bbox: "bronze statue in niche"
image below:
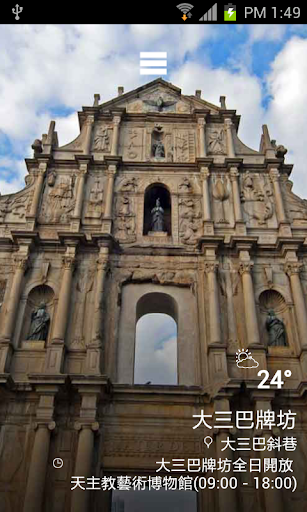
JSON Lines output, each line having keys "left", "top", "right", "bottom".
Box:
{"left": 151, "top": 198, "right": 165, "bottom": 232}
{"left": 266, "top": 309, "right": 287, "bottom": 347}
{"left": 27, "top": 302, "right": 50, "bottom": 341}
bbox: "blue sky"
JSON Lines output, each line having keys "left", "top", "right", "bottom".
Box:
{"left": 1, "top": 24, "right": 307, "bottom": 196}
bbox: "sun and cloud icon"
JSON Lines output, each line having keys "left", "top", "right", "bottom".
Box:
{"left": 236, "top": 349, "right": 259, "bottom": 369}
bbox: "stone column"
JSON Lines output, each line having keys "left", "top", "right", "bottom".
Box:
{"left": 200, "top": 167, "right": 211, "bottom": 221}
{"left": 214, "top": 398, "right": 238, "bottom": 512}
{"left": 84, "top": 115, "right": 95, "bottom": 155}
{"left": 23, "top": 423, "right": 55, "bottom": 512}
{"left": 204, "top": 262, "right": 221, "bottom": 345}
{"left": 230, "top": 167, "right": 243, "bottom": 222}
{"left": 198, "top": 117, "right": 207, "bottom": 157}
{"left": 111, "top": 114, "right": 122, "bottom": 156}
{"left": 269, "top": 169, "right": 287, "bottom": 224}
{"left": 85, "top": 247, "right": 109, "bottom": 374}
{"left": 28, "top": 161, "right": 48, "bottom": 218}
{"left": 71, "top": 387, "right": 100, "bottom": 512}
{"left": 71, "top": 423, "right": 99, "bottom": 512}
{"left": 91, "top": 248, "right": 109, "bottom": 346}
{"left": 0, "top": 255, "right": 28, "bottom": 343}
{"left": 103, "top": 165, "right": 117, "bottom": 219}
{"left": 252, "top": 393, "right": 284, "bottom": 512}
{"left": 220, "top": 267, "right": 239, "bottom": 352}
{"left": 73, "top": 164, "right": 88, "bottom": 220}
{"left": 239, "top": 261, "right": 260, "bottom": 346}
{"left": 52, "top": 255, "right": 76, "bottom": 343}
{"left": 23, "top": 387, "right": 57, "bottom": 512}
{"left": 224, "top": 119, "right": 235, "bottom": 158}
{"left": 285, "top": 262, "right": 307, "bottom": 349}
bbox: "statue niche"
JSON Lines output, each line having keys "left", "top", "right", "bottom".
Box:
{"left": 143, "top": 184, "right": 171, "bottom": 236}
{"left": 23, "top": 285, "right": 54, "bottom": 344}
{"left": 259, "top": 289, "right": 288, "bottom": 348}
{"left": 151, "top": 124, "right": 165, "bottom": 160}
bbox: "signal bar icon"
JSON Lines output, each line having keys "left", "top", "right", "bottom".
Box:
{"left": 199, "top": 3, "right": 218, "bottom": 21}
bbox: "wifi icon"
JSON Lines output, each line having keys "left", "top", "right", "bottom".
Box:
{"left": 177, "top": 3, "right": 194, "bottom": 19}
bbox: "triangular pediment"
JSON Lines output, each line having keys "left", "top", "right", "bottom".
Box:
{"left": 97, "top": 78, "right": 220, "bottom": 115}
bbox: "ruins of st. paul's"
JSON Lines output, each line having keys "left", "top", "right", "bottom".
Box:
{"left": 0, "top": 78, "right": 307, "bottom": 512}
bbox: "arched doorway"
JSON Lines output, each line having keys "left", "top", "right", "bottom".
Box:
{"left": 134, "top": 292, "right": 178, "bottom": 385}
{"left": 143, "top": 184, "right": 171, "bottom": 235}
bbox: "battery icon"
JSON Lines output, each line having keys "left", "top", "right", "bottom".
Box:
{"left": 224, "top": 3, "right": 236, "bottom": 21}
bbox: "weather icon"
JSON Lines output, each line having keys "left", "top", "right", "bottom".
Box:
{"left": 236, "top": 349, "right": 259, "bottom": 369}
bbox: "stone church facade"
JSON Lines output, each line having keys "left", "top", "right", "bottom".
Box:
{"left": 0, "top": 78, "right": 307, "bottom": 511}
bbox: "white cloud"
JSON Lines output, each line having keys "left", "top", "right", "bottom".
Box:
{"left": 264, "top": 36, "right": 307, "bottom": 195}
{"left": 248, "top": 24, "right": 287, "bottom": 43}
{"left": 170, "top": 61, "right": 264, "bottom": 152}
{"left": 134, "top": 314, "right": 177, "bottom": 385}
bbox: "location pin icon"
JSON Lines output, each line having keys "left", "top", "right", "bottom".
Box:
{"left": 204, "top": 436, "right": 213, "bottom": 448}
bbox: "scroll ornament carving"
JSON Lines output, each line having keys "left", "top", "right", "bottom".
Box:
{"left": 239, "top": 262, "right": 254, "bottom": 276}
{"left": 62, "top": 256, "right": 76, "bottom": 271}
{"left": 13, "top": 256, "right": 28, "bottom": 272}
{"left": 179, "top": 198, "right": 202, "bottom": 246}
{"left": 0, "top": 189, "right": 34, "bottom": 222}
{"left": 204, "top": 262, "right": 219, "bottom": 274}
{"left": 284, "top": 262, "right": 303, "bottom": 277}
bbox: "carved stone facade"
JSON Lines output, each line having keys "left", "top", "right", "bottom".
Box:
{"left": 0, "top": 78, "right": 307, "bottom": 511}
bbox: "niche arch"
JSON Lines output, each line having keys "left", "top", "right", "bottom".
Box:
{"left": 143, "top": 183, "right": 171, "bottom": 235}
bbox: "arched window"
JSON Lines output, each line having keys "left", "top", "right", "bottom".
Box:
{"left": 134, "top": 293, "right": 178, "bottom": 385}
{"left": 143, "top": 184, "right": 171, "bottom": 235}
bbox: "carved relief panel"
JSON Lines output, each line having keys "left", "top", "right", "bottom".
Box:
{"left": 91, "top": 124, "right": 112, "bottom": 154}
{"left": 173, "top": 130, "right": 196, "bottom": 163}
{"left": 119, "top": 125, "right": 144, "bottom": 161}
{"left": 83, "top": 175, "right": 106, "bottom": 222}
{"left": 206, "top": 126, "right": 226, "bottom": 155}
{"left": 211, "top": 175, "right": 233, "bottom": 225}
{"left": 38, "top": 172, "right": 76, "bottom": 224}
{"left": 0, "top": 187, "right": 34, "bottom": 224}
{"left": 240, "top": 172, "right": 276, "bottom": 227}
{"left": 113, "top": 195, "right": 136, "bottom": 243}
{"left": 179, "top": 197, "right": 202, "bottom": 246}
